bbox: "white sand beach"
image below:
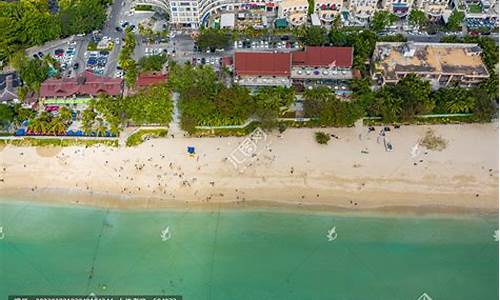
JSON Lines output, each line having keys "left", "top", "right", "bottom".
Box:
{"left": 0, "top": 123, "right": 498, "bottom": 214}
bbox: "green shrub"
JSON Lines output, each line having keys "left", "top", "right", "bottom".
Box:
{"left": 126, "top": 129, "right": 168, "bottom": 146}
{"left": 315, "top": 131, "right": 330, "bottom": 145}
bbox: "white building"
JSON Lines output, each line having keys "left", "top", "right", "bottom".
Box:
{"left": 314, "top": 0, "right": 343, "bottom": 23}
{"left": 381, "top": 0, "right": 414, "bottom": 17}
{"left": 412, "top": 0, "right": 451, "bottom": 18}
{"left": 277, "top": 0, "right": 309, "bottom": 26}
{"left": 136, "top": 0, "right": 279, "bottom": 28}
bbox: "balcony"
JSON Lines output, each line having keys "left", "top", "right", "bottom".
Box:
{"left": 291, "top": 67, "right": 353, "bottom": 80}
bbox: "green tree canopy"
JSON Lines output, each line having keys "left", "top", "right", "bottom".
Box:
{"left": 196, "top": 29, "right": 231, "bottom": 50}
{"left": 408, "top": 9, "right": 428, "bottom": 28}
{"left": 300, "top": 26, "right": 328, "bottom": 46}
{"left": 371, "top": 11, "right": 398, "bottom": 32}
{"left": 446, "top": 10, "right": 465, "bottom": 32}
{"left": 138, "top": 54, "right": 168, "bottom": 72}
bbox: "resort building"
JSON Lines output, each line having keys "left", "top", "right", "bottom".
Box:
{"left": 0, "top": 72, "right": 20, "bottom": 103}
{"left": 371, "top": 42, "right": 490, "bottom": 88}
{"left": 414, "top": 0, "right": 451, "bottom": 18}
{"left": 381, "top": 0, "right": 414, "bottom": 17}
{"left": 277, "top": 0, "right": 309, "bottom": 26}
{"left": 347, "top": 0, "right": 378, "bottom": 22}
{"left": 291, "top": 46, "right": 353, "bottom": 93}
{"left": 314, "top": 0, "right": 344, "bottom": 23}
{"left": 233, "top": 52, "right": 292, "bottom": 87}
{"left": 39, "top": 70, "right": 123, "bottom": 104}
{"left": 232, "top": 47, "right": 354, "bottom": 92}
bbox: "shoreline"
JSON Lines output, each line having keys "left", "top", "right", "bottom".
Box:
{"left": 1, "top": 187, "right": 497, "bottom": 218}
{"left": 0, "top": 124, "right": 498, "bottom": 217}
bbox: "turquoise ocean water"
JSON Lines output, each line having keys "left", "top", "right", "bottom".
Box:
{"left": 0, "top": 200, "right": 498, "bottom": 300}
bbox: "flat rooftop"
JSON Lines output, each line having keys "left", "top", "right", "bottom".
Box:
{"left": 373, "top": 42, "right": 490, "bottom": 81}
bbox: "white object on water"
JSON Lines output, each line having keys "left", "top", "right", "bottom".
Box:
{"left": 161, "top": 226, "right": 171, "bottom": 241}
{"left": 494, "top": 229, "right": 499, "bottom": 242}
{"left": 0, "top": 226, "right": 4, "bottom": 240}
{"left": 326, "top": 226, "right": 337, "bottom": 242}
{"left": 410, "top": 143, "right": 420, "bottom": 158}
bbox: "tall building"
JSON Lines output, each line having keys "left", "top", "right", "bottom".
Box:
{"left": 137, "top": 0, "right": 280, "bottom": 28}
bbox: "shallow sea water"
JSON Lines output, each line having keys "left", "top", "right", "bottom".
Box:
{"left": 0, "top": 200, "right": 498, "bottom": 300}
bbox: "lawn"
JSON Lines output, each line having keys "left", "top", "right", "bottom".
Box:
{"left": 1, "top": 138, "right": 118, "bottom": 147}
{"left": 126, "top": 129, "right": 168, "bottom": 147}
{"left": 468, "top": 4, "right": 483, "bottom": 13}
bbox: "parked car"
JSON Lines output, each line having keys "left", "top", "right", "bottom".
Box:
{"left": 73, "top": 62, "right": 79, "bottom": 70}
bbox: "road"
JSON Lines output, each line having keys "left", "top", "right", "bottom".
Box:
{"left": 102, "top": 0, "right": 126, "bottom": 77}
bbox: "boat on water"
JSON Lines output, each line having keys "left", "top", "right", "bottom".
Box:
{"left": 161, "top": 226, "right": 171, "bottom": 241}
{"left": 326, "top": 226, "right": 337, "bottom": 241}
{"left": 0, "top": 226, "right": 4, "bottom": 240}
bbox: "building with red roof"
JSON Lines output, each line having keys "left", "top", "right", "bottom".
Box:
{"left": 291, "top": 47, "right": 353, "bottom": 95}
{"left": 40, "top": 70, "right": 123, "bottom": 100}
{"left": 233, "top": 52, "right": 293, "bottom": 87}
{"left": 291, "top": 46, "right": 353, "bottom": 68}
{"left": 136, "top": 72, "right": 168, "bottom": 90}
{"left": 232, "top": 47, "right": 353, "bottom": 92}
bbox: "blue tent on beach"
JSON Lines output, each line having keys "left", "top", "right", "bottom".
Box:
{"left": 15, "top": 128, "right": 26, "bottom": 136}
{"left": 187, "top": 146, "right": 195, "bottom": 154}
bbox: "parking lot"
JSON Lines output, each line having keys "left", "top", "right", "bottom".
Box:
{"left": 26, "top": 36, "right": 88, "bottom": 78}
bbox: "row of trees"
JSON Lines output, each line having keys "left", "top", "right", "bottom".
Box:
{"left": 119, "top": 30, "right": 138, "bottom": 87}
{"left": 27, "top": 107, "right": 73, "bottom": 135}
{"left": 0, "top": 0, "right": 110, "bottom": 65}
{"left": 302, "top": 75, "right": 496, "bottom": 126}
{"left": 408, "top": 9, "right": 465, "bottom": 32}
{"left": 168, "top": 63, "right": 295, "bottom": 133}
{"left": 195, "top": 29, "right": 232, "bottom": 51}
{"left": 354, "top": 75, "right": 496, "bottom": 123}
{"left": 304, "top": 87, "right": 363, "bottom": 126}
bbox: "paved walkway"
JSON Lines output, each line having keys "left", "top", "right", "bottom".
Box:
{"left": 169, "top": 92, "right": 184, "bottom": 137}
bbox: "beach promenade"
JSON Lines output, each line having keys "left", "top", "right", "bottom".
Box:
{"left": 0, "top": 123, "right": 498, "bottom": 214}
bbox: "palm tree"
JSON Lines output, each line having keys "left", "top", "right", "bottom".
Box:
{"left": 58, "top": 107, "right": 73, "bottom": 125}
{"left": 28, "top": 118, "right": 43, "bottom": 134}
{"left": 96, "top": 124, "right": 107, "bottom": 137}
{"left": 49, "top": 117, "right": 67, "bottom": 135}
{"left": 446, "top": 95, "right": 475, "bottom": 113}
{"left": 95, "top": 118, "right": 107, "bottom": 137}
